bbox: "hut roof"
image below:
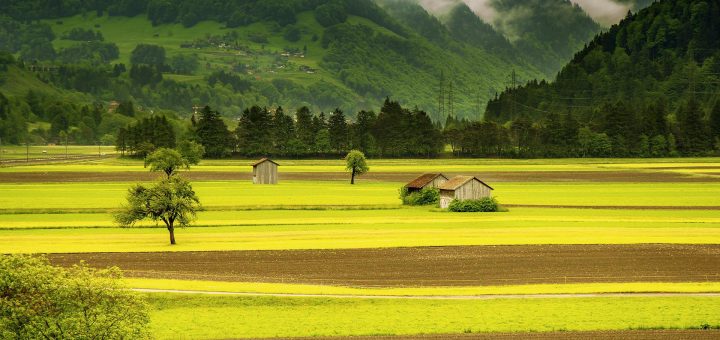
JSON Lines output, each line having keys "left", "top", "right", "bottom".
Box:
{"left": 405, "top": 173, "right": 448, "bottom": 189}
{"left": 252, "top": 158, "right": 280, "bottom": 167}
{"left": 438, "top": 176, "right": 494, "bottom": 191}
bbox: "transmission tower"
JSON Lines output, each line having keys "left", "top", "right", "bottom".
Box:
{"left": 438, "top": 71, "right": 445, "bottom": 122}
{"left": 448, "top": 78, "right": 454, "bottom": 119}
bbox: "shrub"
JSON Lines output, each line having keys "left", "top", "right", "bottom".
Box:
{"left": 400, "top": 186, "right": 440, "bottom": 206}
{"left": 0, "top": 255, "right": 150, "bottom": 339}
{"left": 448, "top": 197, "right": 501, "bottom": 212}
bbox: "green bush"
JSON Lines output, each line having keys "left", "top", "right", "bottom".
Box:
{"left": 400, "top": 186, "right": 440, "bottom": 206}
{"left": 448, "top": 197, "right": 501, "bottom": 212}
{"left": 0, "top": 255, "right": 150, "bottom": 339}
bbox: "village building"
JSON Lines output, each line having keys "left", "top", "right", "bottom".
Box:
{"left": 438, "top": 176, "right": 494, "bottom": 209}
{"left": 252, "top": 158, "right": 279, "bottom": 184}
{"left": 404, "top": 173, "right": 449, "bottom": 193}
{"left": 107, "top": 100, "right": 120, "bottom": 113}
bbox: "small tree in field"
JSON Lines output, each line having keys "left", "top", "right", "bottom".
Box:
{"left": 145, "top": 145, "right": 204, "bottom": 179}
{"left": 345, "top": 150, "right": 369, "bottom": 184}
{"left": 177, "top": 140, "right": 205, "bottom": 165}
{"left": 144, "top": 148, "right": 189, "bottom": 178}
{"left": 0, "top": 255, "right": 150, "bottom": 339}
{"left": 115, "top": 176, "right": 201, "bottom": 245}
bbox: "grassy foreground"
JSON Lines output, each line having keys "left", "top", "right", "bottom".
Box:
{"left": 127, "top": 278, "right": 720, "bottom": 296}
{"left": 146, "top": 294, "right": 720, "bottom": 339}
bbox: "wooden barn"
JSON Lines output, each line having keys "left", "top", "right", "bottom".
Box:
{"left": 438, "top": 176, "right": 494, "bottom": 209}
{"left": 252, "top": 158, "right": 279, "bottom": 184}
{"left": 404, "top": 173, "right": 449, "bottom": 193}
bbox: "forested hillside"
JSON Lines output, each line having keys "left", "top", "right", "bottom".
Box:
{"left": 0, "top": 0, "right": 676, "bottom": 159}
{"left": 480, "top": 0, "right": 720, "bottom": 157}
{"left": 0, "top": 0, "right": 545, "bottom": 123}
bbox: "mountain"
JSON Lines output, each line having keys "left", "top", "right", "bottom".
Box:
{"left": 0, "top": 0, "right": 549, "bottom": 127}
{"left": 485, "top": 0, "right": 720, "bottom": 156}
{"left": 0, "top": 0, "right": 645, "bottom": 149}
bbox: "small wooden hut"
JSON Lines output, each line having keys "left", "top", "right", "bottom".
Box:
{"left": 252, "top": 158, "right": 279, "bottom": 184}
{"left": 438, "top": 176, "right": 494, "bottom": 209}
{"left": 404, "top": 173, "right": 449, "bottom": 193}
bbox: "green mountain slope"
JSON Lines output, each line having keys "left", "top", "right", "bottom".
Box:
{"left": 0, "top": 0, "right": 548, "bottom": 123}
{"left": 485, "top": 0, "right": 720, "bottom": 156}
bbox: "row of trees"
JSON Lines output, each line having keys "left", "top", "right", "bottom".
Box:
{"left": 448, "top": 98, "right": 720, "bottom": 158}
{"left": 114, "top": 96, "right": 720, "bottom": 159}
{"left": 116, "top": 98, "right": 444, "bottom": 158}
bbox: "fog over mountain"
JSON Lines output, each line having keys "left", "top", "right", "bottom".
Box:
{"left": 416, "top": 0, "right": 637, "bottom": 26}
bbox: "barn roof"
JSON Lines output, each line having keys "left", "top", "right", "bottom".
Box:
{"left": 438, "top": 175, "right": 494, "bottom": 191}
{"left": 405, "top": 173, "right": 448, "bottom": 189}
{"left": 252, "top": 158, "right": 279, "bottom": 167}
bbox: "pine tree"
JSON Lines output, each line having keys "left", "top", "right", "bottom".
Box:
{"left": 196, "top": 106, "right": 232, "bottom": 158}
{"left": 328, "top": 108, "right": 348, "bottom": 153}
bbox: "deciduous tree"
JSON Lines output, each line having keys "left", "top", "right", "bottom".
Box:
{"left": 345, "top": 150, "right": 368, "bottom": 184}
{"left": 115, "top": 176, "right": 201, "bottom": 245}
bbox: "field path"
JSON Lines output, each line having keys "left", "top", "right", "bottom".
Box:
{"left": 132, "top": 288, "right": 720, "bottom": 300}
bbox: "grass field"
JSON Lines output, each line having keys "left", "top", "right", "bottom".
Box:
{"left": 2, "top": 157, "right": 720, "bottom": 338}
{"left": 127, "top": 279, "right": 720, "bottom": 296}
{"left": 1, "top": 181, "right": 719, "bottom": 211}
{"left": 146, "top": 294, "right": 720, "bottom": 339}
{"left": 0, "top": 145, "right": 116, "bottom": 160}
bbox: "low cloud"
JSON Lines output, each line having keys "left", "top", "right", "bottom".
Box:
{"left": 417, "top": 0, "right": 631, "bottom": 26}
{"left": 417, "top": 0, "right": 497, "bottom": 22}
{"left": 569, "top": 0, "right": 631, "bottom": 26}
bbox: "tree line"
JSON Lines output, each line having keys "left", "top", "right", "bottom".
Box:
{"left": 117, "top": 98, "right": 444, "bottom": 158}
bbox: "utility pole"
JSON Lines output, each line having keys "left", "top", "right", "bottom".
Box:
{"left": 476, "top": 88, "right": 482, "bottom": 122}
{"left": 510, "top": 69, "right": 517, "bottom": 118}
{"left": 448, "top": 78, "right": 454, "bottom": 119}
{"left": 438, "top": 71, "right": 445, "bottom": 122}
{"left": 0, "top": 137, "right": 3, "bottom": 167}
{"left": 65, "top": 133, "right": 68, "bottom": 159}
{"left": 26, "top": 140, "right": 29, "bottom": 163}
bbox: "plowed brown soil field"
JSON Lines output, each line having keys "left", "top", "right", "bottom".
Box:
{"left": 49, "top": 244, "right": 720, "bottom": 286}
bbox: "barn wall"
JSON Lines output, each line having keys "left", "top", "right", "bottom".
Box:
{"left": 430, "top": 176, "right": 448, "bottom": 188}
{"left": 455, "top": 179, "right": 492, "bottom": 201}
{"left": 253, "top": 162, "right": 278, "bottom": 184}
{"left": 440, "top": 190, "right": 454, "bottom": 209}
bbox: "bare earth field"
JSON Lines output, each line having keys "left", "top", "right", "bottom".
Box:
{"left": 267, "top": 330, "right": 720, "bottom": 340}
{"left": 49, "top": 244, "right": 720, "bottom": 286}
{"left": 1, "top": 170, "right": 718, "bottom": 183}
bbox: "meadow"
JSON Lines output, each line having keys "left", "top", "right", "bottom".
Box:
{"left": 146, "top": 294, "right": 720, "bottom": 338}
{"left": 2, "top": 157, "right": 720, "bottom": 338}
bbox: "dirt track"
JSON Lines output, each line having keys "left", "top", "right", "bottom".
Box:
{"left": 49, "top": 244, "right": 720, "bottom": 286}
{"left": 262, "top": 330, "right": 720, "bottom": 340}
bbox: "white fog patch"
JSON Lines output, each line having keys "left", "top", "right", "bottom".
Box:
{"left": 417, "top": 0, "right": 497, "bottom": 23}
{"left": 570, "top": 0, "right": 631, "bottom": 26}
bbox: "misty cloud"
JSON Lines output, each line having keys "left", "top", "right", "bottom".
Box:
{"left": 417, "top": 0, "right": 496, "bottom": 22}
{"left": 570, "top": 0, "right": 631, "bottom": 26}
{"left": 416, "top": 0, "right": 632, "bottom": 27}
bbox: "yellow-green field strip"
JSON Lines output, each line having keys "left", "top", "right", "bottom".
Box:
{"left": 2, "top": 181, "right": 720, "bottom": 209}
{"left": 125, "top": 279, "right": 720, "bottom": 297}
{"left": 145, "top": 294, "right": 720, "bottom": 338}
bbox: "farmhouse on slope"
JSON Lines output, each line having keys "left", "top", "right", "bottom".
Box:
{"left": 438, "top": 176, "right": 494, "bottom": 209}
{"left": 404, "top": 173, "right": 449, "bottom": 193}
{"left": 252, "top": 158, "right": 279, "bottom": 184}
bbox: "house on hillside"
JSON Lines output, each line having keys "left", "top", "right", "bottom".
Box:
{"left": 404, "top": 173, "right": 449, "bottom": 194}
{"left": 438, "top": 176, "right": 494, "bottom": 209}
{"left": 252, "top": 158, "right": 279, "bottom": 184}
